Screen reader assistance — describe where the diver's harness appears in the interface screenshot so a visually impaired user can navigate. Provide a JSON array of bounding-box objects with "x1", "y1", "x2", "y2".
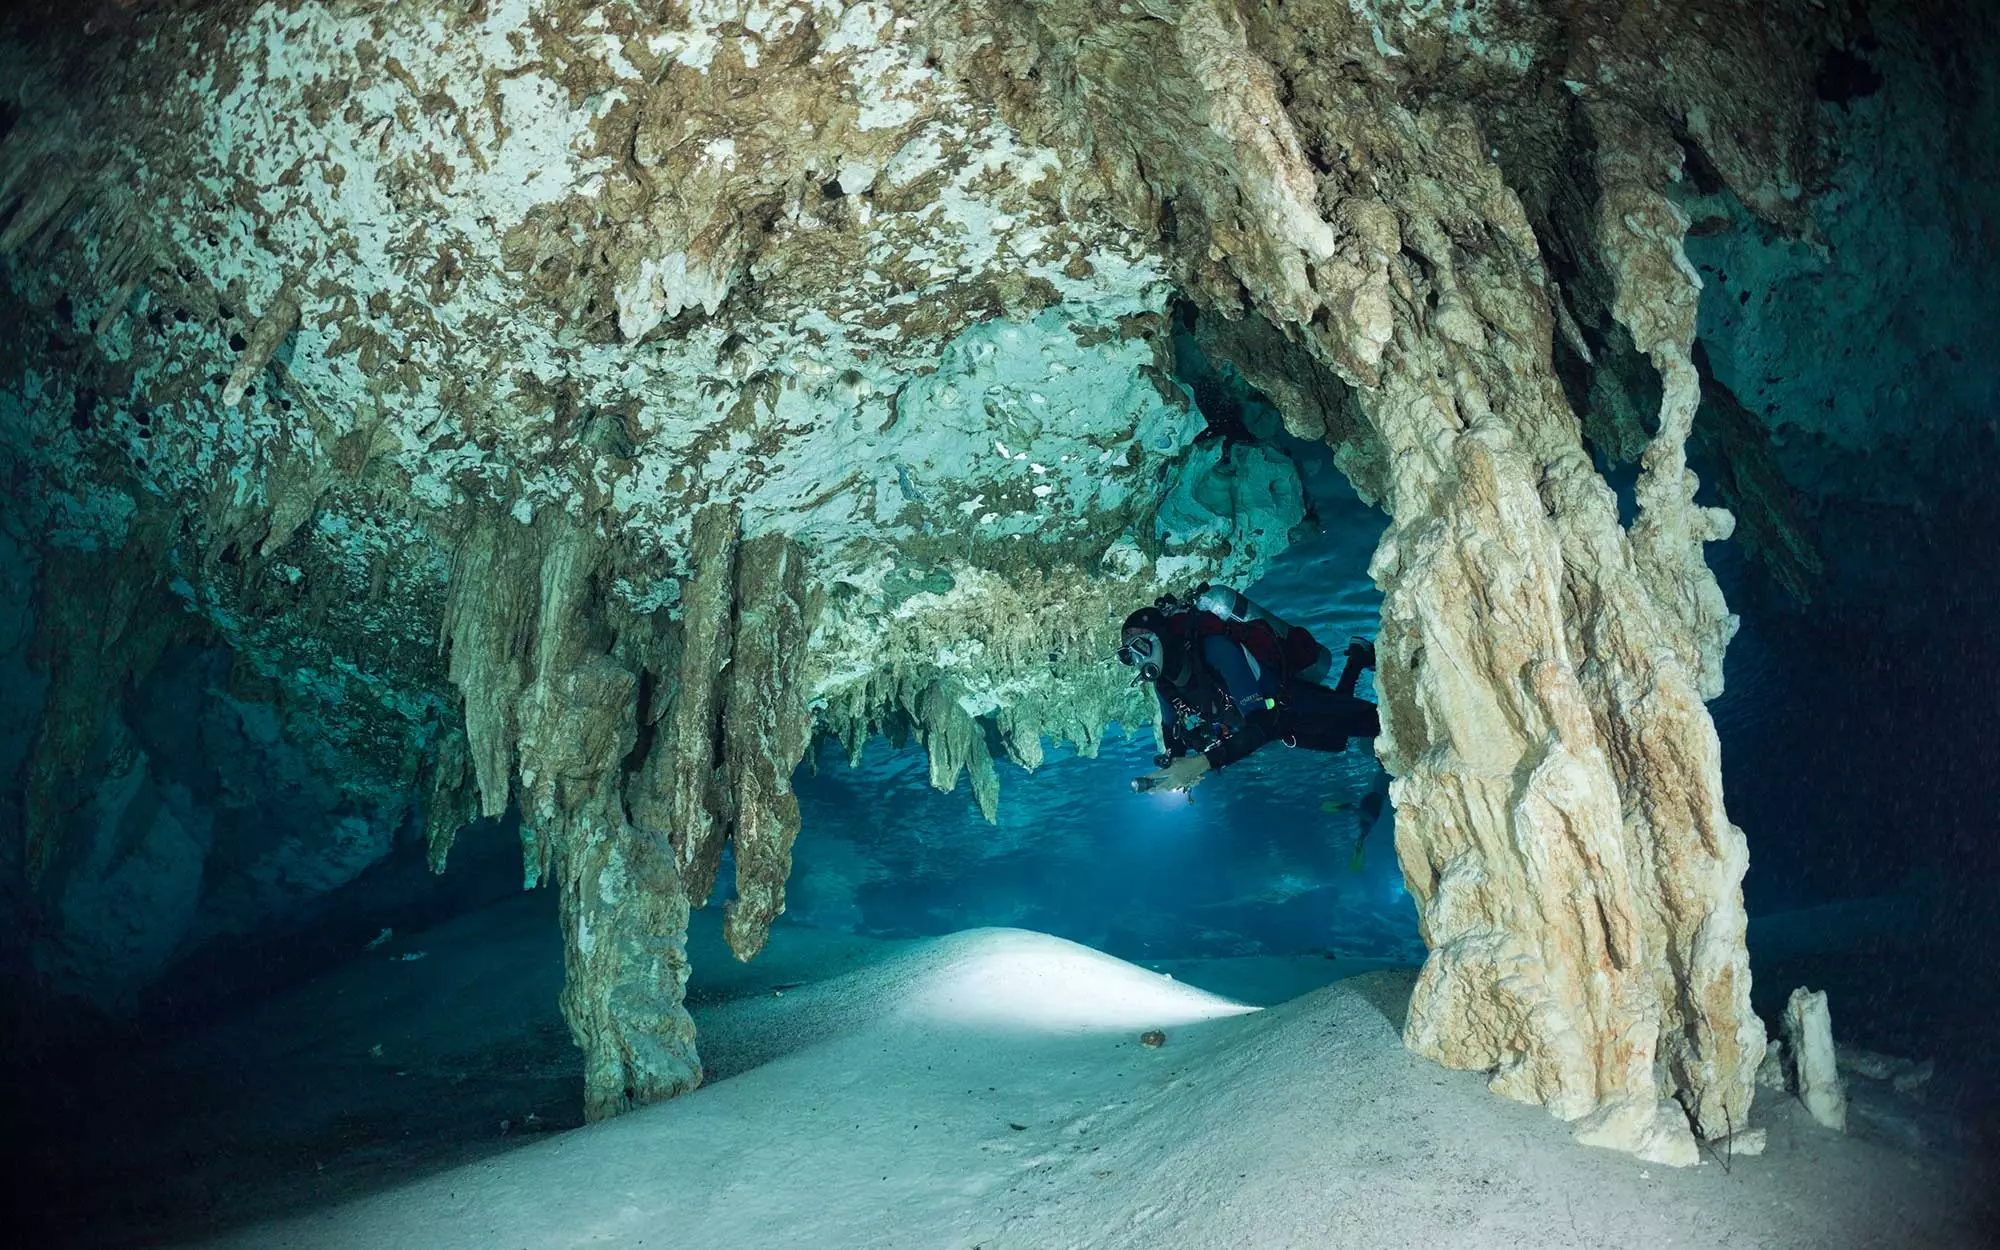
[
  {"x1": 1156, "y1": 679, "x2": 1290, "y2": 768},
  {"x1": 1148, "y1": 585, "x2": 1295, "y2": 768}
]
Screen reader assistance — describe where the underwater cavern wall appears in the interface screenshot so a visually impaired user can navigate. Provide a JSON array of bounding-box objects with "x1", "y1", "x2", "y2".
[{"x1": 2, "y1": 0, "x2": 1997, "y2": 1183}]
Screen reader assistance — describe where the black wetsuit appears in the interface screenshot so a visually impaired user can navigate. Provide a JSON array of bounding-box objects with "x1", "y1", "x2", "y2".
[{"x1": 1155, "y1": 618, "x2": 1380, "y2": 770}]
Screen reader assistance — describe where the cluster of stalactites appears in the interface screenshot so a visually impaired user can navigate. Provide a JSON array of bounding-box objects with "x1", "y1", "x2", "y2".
[
  {"x1": 817, "y1": 661, "x2": 1147, "y2": 825},
  {"x1": 434, "y1": 503, "x2": 824, "y2": 956},
  {"x1": 430, "y1": 502, "x2": 822, "y2": 1118}
]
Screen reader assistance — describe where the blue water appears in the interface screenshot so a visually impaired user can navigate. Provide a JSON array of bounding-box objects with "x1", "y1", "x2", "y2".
[{"x1": 790, "y1": 455, "x2": 1417, "y2": 964}]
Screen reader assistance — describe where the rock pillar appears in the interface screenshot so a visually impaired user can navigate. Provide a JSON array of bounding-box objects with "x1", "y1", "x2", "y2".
[{"x1": 1355, "y1": 116, "x2": 1761, "y2": 1161}]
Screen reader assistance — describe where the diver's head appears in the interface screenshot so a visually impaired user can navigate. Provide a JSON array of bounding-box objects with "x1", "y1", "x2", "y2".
[{"x1": 1118, "y1": 607, "x2": 1173, "y2": 682}]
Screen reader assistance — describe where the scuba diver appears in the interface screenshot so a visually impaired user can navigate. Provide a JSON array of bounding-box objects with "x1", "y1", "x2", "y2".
[{"x1": 1118, "y1": 584, "x2": 1388, "y2": 860}]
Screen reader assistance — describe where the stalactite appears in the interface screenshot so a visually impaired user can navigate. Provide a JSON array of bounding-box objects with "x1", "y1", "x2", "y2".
[
  {"x1": 511, "y1": 522, "x2": 622, "y2": 886},
  {"x1": 1689, "y1": 342, "x2": 1825, "y2": 603},
  {"x1": 996, "y1": 702, "x2": 1046, "y2": 772},
  {"x1": 968, "y1": 732, "x2": 1000, "y2": 823},
  {"x1": 1588, "y1": 105, "x2": 1740, "y2": 696},
  {"x1": 911, "y1": 679, "x2": 1001, "y2": 824},
  {"x1": 422, "y1": 724, "x2": 477, "y2": 874},
  {"x1": 221, "y1": 290, "x2": 300, "y2": 409},
  {"x1": 639, "y1": 503, "x2": 738, "y2": 909},
  {"x1": 451, "y1": 508, "x2": 831, "y2": 1104},
  {"x1": 92, "y1": 271, "x2": 142, "y2": 338},
  {"x1": 448, "y1": 513, "x2": 702, "y2": 1122},
  {"x1": 832, "y1": 696, "x2": 872, "y2": 768},
  {"x1": 1190, "y1": 307, "x2": 1389, "y2": 506},
  {"x1": 817, "y1": 656, "x2": 1146, "y2": 814},
  {"x1": 0, "y1": 160, "x2": 79, "y2": 256},
  {"x1": 720, "y1": 533, "x2": 824, "y2": 960},
  {"x1": 537, "y1": 672, "x2": 699, "y2": 1118},
  {"x1": 439, "y1": 517, "x2": 543, "y2": 823}
]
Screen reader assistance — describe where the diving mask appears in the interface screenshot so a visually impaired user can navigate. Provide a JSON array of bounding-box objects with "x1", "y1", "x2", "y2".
[{"x1": 1117, "y1": 630, "x2": 1164, "y2": 682}]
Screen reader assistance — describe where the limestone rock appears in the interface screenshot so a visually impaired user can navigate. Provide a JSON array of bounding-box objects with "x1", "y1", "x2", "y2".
[
  {"x1": 1681, "y1": 0, "x2": 2000, "y2": 606},
  {"x1": 1783, "y1": 987, "x2": 1848, "y2": 1133},
  {"x1": 1574, "y1": 1097, "x2": 1701, "y2": 1169},
  {"x1": 722, "y1": 533, "x2": 825, "y2": 961},
  {"x1": 644, "y1": 505, "x2": 740, "y2": 909},
  {"x1": 220, "y1": 291, "x2": 298, "y2": 409},
  {"x1": 1756, "y1": 1040, "x2": 1789, "y2": 1092},
  {"x1": 18, "y1": 516, "x2": 195, "y2": 884}
]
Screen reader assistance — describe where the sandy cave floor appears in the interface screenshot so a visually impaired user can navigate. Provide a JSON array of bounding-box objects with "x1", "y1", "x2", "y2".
[{"x1": 21, "y1": 891, "x2": 1998, "y2": 1250}]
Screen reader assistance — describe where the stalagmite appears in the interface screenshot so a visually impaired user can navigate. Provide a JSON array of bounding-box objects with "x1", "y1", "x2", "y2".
[
  {"x1": 1576, "y1": 106, "x2": 1763, "y2": 1141},
  {"x1": 555, "y1": 804, "x2": 699, "y2": 1123},
  {"x1": 435, "y1": 507, "x2": 709, "y2": 1119},
  {"x1": 1354, "y1": 105, "x2": 1760, "y2": 1158},
  {"x1": 1784, "y1": 987, "x2": 1848, "y2": 1133}
]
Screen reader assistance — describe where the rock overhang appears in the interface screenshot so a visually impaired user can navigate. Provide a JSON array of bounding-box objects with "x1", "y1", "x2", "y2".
[{"x1": 1, "y1": 0, "x2": 1329, "y2": 763}]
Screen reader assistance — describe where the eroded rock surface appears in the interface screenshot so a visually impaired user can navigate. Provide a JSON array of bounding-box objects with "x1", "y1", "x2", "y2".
[{"x1": 0, "y1": 0, "x2": 1868, "y2": 1144}]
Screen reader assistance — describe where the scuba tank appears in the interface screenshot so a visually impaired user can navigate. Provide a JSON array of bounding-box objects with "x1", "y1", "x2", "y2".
[
  {"x1": 1196, "y1": 585, "x2": 1292, "y2": 637},
  {"x1": 1190, "y1": 584, "x2": 1335, "y2": 683}
]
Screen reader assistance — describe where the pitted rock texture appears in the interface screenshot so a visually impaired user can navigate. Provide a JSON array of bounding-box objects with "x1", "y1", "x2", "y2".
[{"x1": 0, "y1": 0, "x2": 1859, "y2": 1143}]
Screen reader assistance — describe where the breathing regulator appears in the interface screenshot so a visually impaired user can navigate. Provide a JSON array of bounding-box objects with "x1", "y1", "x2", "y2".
[{"x1": 1151, "y1": 583, "x2": 1206, "y2": 617}]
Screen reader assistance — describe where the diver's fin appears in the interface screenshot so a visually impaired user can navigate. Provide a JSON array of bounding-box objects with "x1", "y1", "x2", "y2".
[{"x1": 1347, "y1": 839, "x2": 1367, "y2": 873}]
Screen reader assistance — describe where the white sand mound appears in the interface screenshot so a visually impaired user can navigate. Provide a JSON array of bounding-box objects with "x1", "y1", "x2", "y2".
[
  {"x1": 688, "y1": 926, "x2": 1252, "y2": 1083},
  {"x1": 187, "y1": 931, "x2": 1993, "y2": 1250},
  {"x1": 893, "y1": 927, "x2": 1260, "y2": 1030}
]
